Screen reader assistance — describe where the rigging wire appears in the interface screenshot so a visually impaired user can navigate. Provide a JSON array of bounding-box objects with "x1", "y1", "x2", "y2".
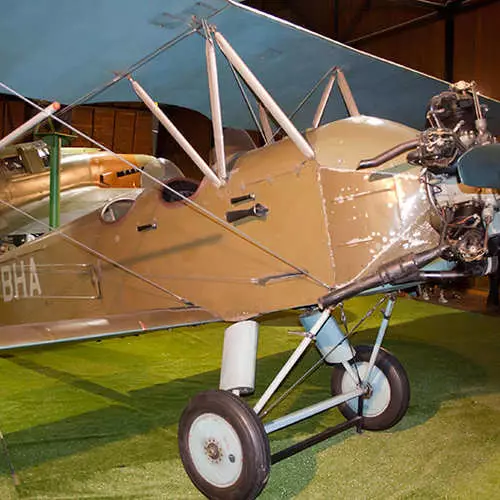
[
  {"x1": 0, "y1": 81, "x2": 330, "y2": 291},
  {"x1": 271, "y1": 66, "x2": 336, "y2": 141},
  {"x1": 53, "y1": 5, "x2": 231, "y2": 115},
  {"x1": 225, "y1": 58, "x2": 268, "y2": 143},
  {"x1": 0, "y1": 197, "x2": 190, "y2": 305},
  {"x1": 260, "y1": 294, "x2": 390, "y2": 418}
]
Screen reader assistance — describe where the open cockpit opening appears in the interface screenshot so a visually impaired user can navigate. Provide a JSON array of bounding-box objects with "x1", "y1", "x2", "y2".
[
  {"x1": 100, "y1": 198, "x2": 136, "y2": 223},
  {"x1": 161, "y1": 178, "x2": 200, "y2": 203}
]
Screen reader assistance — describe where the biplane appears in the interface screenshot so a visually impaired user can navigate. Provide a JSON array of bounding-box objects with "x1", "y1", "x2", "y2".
[{"x1": 1, "y1": 1, "x2": 500, "y2": 498}]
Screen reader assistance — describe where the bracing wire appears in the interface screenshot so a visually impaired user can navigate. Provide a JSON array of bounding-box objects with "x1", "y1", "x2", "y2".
[{"x1": 0, "y1": 81, "x2": 330, "y2": 290}]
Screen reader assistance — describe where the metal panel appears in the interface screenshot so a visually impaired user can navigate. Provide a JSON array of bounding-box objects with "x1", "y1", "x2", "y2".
[
  {"x1": 0, "y1": 128, "x2": 336, "y2": 323},
  {"x1": 316, "y1": 117, "x2": 439, "y2": 286}
]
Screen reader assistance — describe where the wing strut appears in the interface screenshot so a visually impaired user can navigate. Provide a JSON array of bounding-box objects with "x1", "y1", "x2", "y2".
[
  {"x1": 337, "y1": 68, "x2": 360, "y2": 117},
  {"x1": 213, "y1": 31, "x2": 315, "y2": 160},
  {"x1": 259, "y1": 104, "x2": 275, "y2": 144},
  {"x1": 312, "y1": 71, "x2": 337, "y2": 129},
  {"x1": 312, "y1": 67, "x2": 360, "y2": 129},
  {"x1": 204, "y1": 21, "x2": 227, "y2": 181},
  {"x1": 129, "y1": 77, "x2": 223, "y2": 188}
]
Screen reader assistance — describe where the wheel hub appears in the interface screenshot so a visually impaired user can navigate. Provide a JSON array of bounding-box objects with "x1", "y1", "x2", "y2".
[
  {"x1": 362, "y1": 383, "x2": 373, "y2": 399},
  {"x1": 341, "y1": 361, "x2": 391, "y2": 417},
  {"x1": 205, "y1": 439, "x2": 223, "y2": 463},
  {"x1": 187, "y1": 412, "x2": 244, "y2": 488}
]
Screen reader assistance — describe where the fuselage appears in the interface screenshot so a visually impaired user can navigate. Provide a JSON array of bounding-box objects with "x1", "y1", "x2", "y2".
[{"x1": 0, "y1": 116, "x2": 443, "y2": 346}]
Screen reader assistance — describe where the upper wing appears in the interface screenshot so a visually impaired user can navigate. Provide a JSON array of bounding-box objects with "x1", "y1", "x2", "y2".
[{"x1": 1, "y1": 0, "x2": 499, "y2": 133}]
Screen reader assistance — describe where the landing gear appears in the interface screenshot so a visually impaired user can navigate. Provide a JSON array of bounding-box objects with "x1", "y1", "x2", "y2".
[
  {"x1": 179, "y1": 296, "x2": 410, "y2": 498},
  {"x1": 331, "y1": 345, "x2": 410, "y2": 431},
  {"x1": 178, "y1": 390, "x2": 270, "y2": 500}
]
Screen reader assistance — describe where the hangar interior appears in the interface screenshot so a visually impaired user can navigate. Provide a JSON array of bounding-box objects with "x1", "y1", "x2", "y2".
[{"x1": 0, "y1": 1, "x2": 499, "y2": 499}]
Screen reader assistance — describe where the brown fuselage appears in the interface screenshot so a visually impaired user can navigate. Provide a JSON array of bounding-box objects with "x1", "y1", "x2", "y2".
[{"x1": 0, "y1": 117, "x2": 438, "y2": 347}]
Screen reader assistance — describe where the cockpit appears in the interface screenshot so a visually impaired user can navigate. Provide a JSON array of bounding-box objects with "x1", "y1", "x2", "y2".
[{"x1": 0, "y1": 140, "x2": 50, "y2": 177}]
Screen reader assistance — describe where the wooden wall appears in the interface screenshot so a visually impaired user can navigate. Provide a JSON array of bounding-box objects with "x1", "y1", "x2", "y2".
[
  {"x1": 454, "y1": 2, "x2": 500, "y2": 99},
  {"x1": 350, "y1": 7, "x2": 447, "y2": 80},
  {"x1": 0, "y1": 97, "x2": 153, "y2": 154},
  {"x1": 0, "y1": 98, "x2": 27, "y2": 139},
  {"x1": 68, "y1": 106, "x2": 153, "y2": 153}
]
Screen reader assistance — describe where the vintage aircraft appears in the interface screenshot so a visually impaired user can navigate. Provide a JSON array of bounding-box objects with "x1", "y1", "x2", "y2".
[{"x1": 1, "y1": 0, "x2": 500, "y2": 498}]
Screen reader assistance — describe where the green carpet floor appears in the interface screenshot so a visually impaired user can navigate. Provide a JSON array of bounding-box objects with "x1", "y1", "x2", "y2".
[{"x1": 0, "y1": 295, "x2": 498, "y2": 499}]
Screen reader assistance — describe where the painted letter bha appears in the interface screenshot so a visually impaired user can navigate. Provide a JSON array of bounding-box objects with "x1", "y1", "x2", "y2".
[
  {"x1": 29, "y1": 257, "x2": 42, "y2": 297},
  {"x1": 1, "y1": 266, "x2": 13, "y2": 302}
]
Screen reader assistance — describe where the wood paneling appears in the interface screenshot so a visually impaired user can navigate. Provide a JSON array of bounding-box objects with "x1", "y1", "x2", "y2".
[
  {"x1": 337, "y1": 0, "x2": 429, "y2": 42},
  {"x1": 92, "y1": 108, "x2": 115, "y2": 150},
  {"x1": 288, "y1": 0, "x2": 335, "y2": 38},
  {"x1": 2, "y1": 100, "x2": 25, "y2": 136},
  {"x1": 113, "y1": 110, "x2": 136, "y2": 153},
  {"x1": 357, "y1": 18, "x2": 446, "y2": 79},
  {"x1": 454, "y1": 2, "x2": 500, "y2": 100},
  {"x1": 133, "y1": 111, "x2": 153, "y2": 154},
  {"x1": 70, "y1": 107, "x2": 94, "y2": 148},
  {"x1": 336, "y1": 1, "x2": 498, "y2": 97}
]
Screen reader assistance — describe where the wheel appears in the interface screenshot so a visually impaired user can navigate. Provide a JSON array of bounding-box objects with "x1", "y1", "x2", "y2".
[
  {"x1": 178, "y1": 390, "x2": 270, "y2": 500},
  {"x1": 331, "y1": 345, "x2": 410, "y2": 431}
]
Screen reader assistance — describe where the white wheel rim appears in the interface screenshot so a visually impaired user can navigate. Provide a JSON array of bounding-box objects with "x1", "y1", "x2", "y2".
[
  {"x1": 342, "y1": 362, "x2": 391, "y2": 417},
  {"x1": 188, "y1": 412, "x2": 243, "y2": 488}
]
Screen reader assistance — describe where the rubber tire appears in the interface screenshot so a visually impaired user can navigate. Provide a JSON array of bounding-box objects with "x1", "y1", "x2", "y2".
[
  {"x1": 178, "y1": 390, "x2": 270, "y2": 500},
  {"x1": 331, "y1": 345, "x2": 410, "y2": 431}
]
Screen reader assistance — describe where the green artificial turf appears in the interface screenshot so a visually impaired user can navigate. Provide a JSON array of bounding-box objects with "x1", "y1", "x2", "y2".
[{"x1": 0, "y1": 295, "x2": 498, "y2": 499}]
